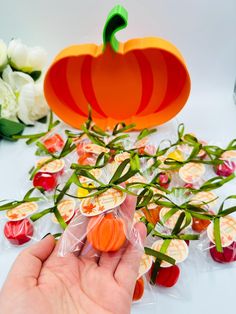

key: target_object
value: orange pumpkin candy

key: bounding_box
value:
[192,217,211,233]
[133,277,145,301]
[141,206,161,225]
[87,213,126,252]
[44,5,190,130]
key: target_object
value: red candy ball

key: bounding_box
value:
[150,264,180,287]
[33,172,58,191]
[4,219,34,245]
[210,242,236,263]
[184,183,194,189]
[157,172,171,189]
[215,160,236,177]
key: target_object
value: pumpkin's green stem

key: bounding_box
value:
[103,5,128,52]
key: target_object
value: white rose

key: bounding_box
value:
[17,82,49,125]
[2,65,33,94]
[0,39,8,71]
[0,78,18,121]
[8,39,47,72]
[28,47,47,71]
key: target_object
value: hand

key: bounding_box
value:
[0,196,146,314]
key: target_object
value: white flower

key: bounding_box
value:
[8,39,47,72]
[0,78,18,120]
[1,65,49,124]
[0,39,8,71]
[17,82,49,125]
[2,65,33,94]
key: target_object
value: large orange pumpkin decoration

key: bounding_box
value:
[44,5,191,130]
[87,212,126,252]
[133,277,145,301]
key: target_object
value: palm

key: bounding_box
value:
[0,196,146,314]
[38,251,134,314]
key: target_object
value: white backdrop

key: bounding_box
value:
[1,1,236,314]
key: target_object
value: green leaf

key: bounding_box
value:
[171,212,190,235]
[140,216,155,235]
[59,138,76,158]
[85,104,93,130]
[137,189,153,208]
[112,168,138,185]
[52,233,62,239]
[226,139,236,150]
[161,207,179,224]
[109,159,130,184]
[213,218,223,253]
[130,153,140,172]
[23,188,36,201]
[217,195,236,214]
[30,207,53,221]
[199,174,235,191]
[29,70,41,81]
[55,173,76,204]
[95,152,109,168]
[144,247,175,265]
[0,200,23,211]
[137,128,157,141]
[37,115,48,124]
[82,125,106,147]
[106,134,129,148]
[112,122,136,135]
[146,239,174,284]
[36,141,54,156]
[53,206,68,230]
[177,123,185,140]
[219,206,236,217]
[0,118,24,138]
[183,133,198,145]
[91,125,108,136]
[150,258,161,285]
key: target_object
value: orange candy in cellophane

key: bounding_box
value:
[43,134,64,153]
[133,277,145,301]
[192,217,211,233]
[87,213,126,252]
[141,206,161,225]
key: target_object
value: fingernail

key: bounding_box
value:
[41,233,51,240]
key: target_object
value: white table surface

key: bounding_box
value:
[1,0,236,313]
